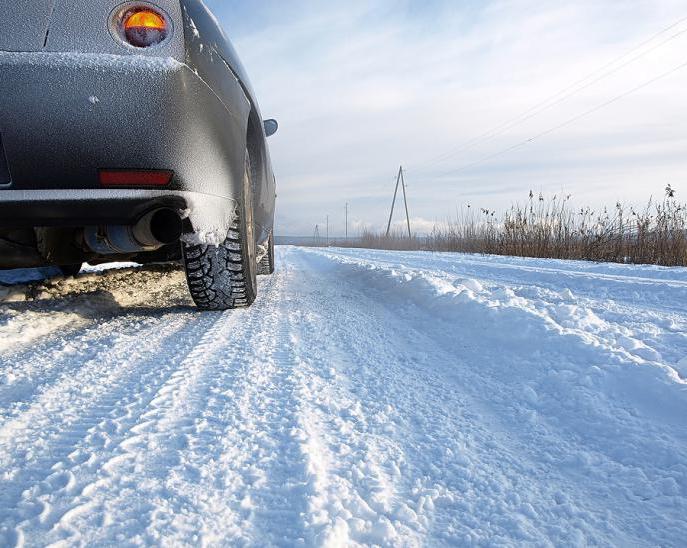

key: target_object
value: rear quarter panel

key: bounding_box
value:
[180,0,276,240]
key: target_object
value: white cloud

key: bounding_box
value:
[207,0,687,236]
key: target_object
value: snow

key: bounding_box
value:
[0,51,183,72]
[0,247,686,546]
[677,357,687,377]
[178,192,237,246]
[188,16,201,39]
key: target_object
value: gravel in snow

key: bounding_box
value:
[0,246,686,546]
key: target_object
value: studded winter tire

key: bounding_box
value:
[182,153,258,310]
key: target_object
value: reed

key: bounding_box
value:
[346,186,687,266]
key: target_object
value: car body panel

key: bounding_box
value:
[180,0,276,242]
[45,0,185,57]
[0,1,185,57]
[0,52,248,198]
[0,0,276,267]
[0,1,54,52]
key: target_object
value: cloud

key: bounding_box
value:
[206,0,687,236]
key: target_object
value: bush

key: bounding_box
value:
[339,187,687,266]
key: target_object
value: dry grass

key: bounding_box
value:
[347,186,687,266]
[353,229,424,251]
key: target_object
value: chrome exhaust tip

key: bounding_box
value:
[83,208,182,255]
[133,208,183,247]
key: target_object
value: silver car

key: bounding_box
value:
[0,0,277,310]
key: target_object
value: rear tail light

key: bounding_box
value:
[100,169,173,187]
[120,7,169,48]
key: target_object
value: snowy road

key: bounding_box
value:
[1,246,686,546]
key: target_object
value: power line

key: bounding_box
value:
[423,26,687,169]
[435,58,687,177]
[411,13,687,172]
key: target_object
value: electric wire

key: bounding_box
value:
[410,14,687,172]
[433,58,687,178]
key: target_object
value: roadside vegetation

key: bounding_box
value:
[341,186,687,266]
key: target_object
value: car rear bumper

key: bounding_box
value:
[0,189,185,227]
[0,51,250,201]
[0,189,238,245]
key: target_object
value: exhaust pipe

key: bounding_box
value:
[132,208,183,248]
[83,208,182,255]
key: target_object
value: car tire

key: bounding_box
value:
[182,152,257,310]
[257,233,275,275]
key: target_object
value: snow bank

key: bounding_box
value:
[298,247,687,544]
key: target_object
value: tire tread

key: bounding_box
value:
[183,209,255,310]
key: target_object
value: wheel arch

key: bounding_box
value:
[244,105,275,246]
[246,107,266,190]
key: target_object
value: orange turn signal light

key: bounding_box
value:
[125,10,166,32]
[122,9,168,48]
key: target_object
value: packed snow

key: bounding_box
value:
[0,246,686,546]
[0,51,183,72]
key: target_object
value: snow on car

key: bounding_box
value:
[1,247,686,545]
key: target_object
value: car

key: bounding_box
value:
[0,0,277,310]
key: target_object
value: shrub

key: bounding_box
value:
[336,188,687,266]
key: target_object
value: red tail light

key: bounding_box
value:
[100,169,173,187]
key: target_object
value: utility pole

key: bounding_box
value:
[386,166,402,237]
[313,224,320,246]
[400,167,412,238]
[345,203,349,242]
[326,215,329,247]
[386,166,411,238]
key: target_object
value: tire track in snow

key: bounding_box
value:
[0,308,192,422]
[133,271,310,546]
[0,309,220,545]
[221,271,311,545]
[38,272,310,546]
[24,309,245,546]
[280,249,431,546]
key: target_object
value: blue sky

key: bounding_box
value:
[206,0,687,235]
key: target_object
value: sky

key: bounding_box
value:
[205,0,687,236]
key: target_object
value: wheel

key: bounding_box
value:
[182,153,257,310]
[58,263,82,276]
[257,233,275,275]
